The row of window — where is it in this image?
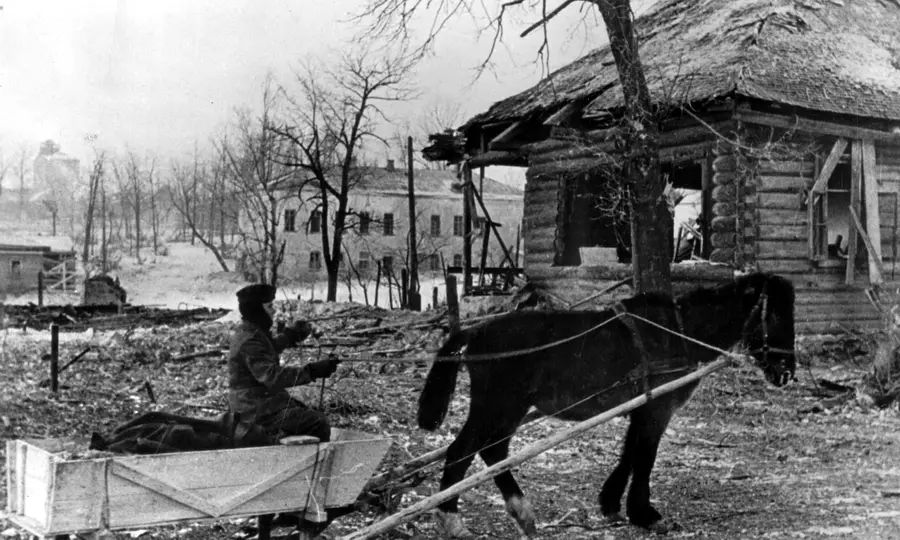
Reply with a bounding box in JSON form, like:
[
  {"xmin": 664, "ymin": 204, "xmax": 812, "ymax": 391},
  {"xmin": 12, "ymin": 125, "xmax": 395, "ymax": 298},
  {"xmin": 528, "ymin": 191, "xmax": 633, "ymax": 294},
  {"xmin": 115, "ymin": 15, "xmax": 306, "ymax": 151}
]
[
  {"xmin": 306, "ymin": 252, "xmax": 464, "ymax": 272},
  {"xmin": 285, "ymin": 209, "xmax": 487, "ymax": 237}
]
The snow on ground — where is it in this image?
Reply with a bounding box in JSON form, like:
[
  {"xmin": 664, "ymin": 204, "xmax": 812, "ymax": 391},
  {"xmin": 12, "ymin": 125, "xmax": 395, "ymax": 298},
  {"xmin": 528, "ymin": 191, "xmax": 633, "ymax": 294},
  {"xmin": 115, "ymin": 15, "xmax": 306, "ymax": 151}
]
[{"xmin": 6, "ymin": 242, "xmax": 468, "ymax": 312}]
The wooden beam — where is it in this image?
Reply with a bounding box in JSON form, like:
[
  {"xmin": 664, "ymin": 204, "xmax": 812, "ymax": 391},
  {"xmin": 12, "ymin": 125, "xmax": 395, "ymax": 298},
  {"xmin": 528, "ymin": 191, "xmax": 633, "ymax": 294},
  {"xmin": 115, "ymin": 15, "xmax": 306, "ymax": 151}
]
[
  {"xmin": 735, "ymin": 110, "xmax": 900, "ymax": 142},
  {"xmin": 862, "ymin": 140, "xmax": 883, "ymax": 285},
  {"xmin": 543, "ymin": 101, "xmax": 584, "ymax": 127},
  {"xmin": 488, "ymin": 120, "xmax": 526, "ymax": 150},
  {"xmin": 846, "ymin": 141, "xmax": 862, "ymax": 285},
  {"xmin": 810, "ymin": 138, "xmax": 848, "ymax": 194},
  {"xmin": 466, "ymin": 150, "xmax": 527, "ymax": 168},
  {"xmin": 849, "ymin": 206, "xmax": 885, "ymax": 284}
]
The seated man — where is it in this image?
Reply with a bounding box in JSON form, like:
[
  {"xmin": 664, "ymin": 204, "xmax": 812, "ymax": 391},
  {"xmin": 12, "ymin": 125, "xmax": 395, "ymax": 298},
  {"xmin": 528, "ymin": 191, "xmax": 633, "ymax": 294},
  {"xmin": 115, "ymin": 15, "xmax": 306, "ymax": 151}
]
[
  {"xmin": 228, "ymin": 284, "xmax": 339, "ymax": 442},
  {"xmin": 828, "ymin": 234, "xmax": 848, "ymax": 259}
]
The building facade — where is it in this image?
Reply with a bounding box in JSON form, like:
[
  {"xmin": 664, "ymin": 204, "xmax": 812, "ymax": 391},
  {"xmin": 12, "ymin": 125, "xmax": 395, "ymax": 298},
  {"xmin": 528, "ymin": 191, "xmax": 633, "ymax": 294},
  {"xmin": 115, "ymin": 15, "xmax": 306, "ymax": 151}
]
[{"xmin": 276, "ymin": 164, "xmax": 523, "ymax": 282}]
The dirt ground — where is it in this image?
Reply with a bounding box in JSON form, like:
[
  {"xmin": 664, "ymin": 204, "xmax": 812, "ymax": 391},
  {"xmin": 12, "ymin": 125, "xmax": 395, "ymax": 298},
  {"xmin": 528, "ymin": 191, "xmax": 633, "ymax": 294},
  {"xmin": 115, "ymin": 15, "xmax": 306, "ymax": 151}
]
[{"xmin": 2, "ymin": 244, "xmax": 900, "ymax": 539}]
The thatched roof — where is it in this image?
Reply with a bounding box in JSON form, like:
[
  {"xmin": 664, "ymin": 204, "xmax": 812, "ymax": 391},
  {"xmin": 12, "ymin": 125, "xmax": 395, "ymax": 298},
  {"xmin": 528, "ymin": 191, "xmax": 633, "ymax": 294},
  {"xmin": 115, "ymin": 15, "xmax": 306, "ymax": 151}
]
[
  {"xmin": 464, "ymin": 0, "xmax": 900, "ymax": 129},
  {"xmin": 277, "ymin": 167, "xmax": 523, "ymax": 199}
]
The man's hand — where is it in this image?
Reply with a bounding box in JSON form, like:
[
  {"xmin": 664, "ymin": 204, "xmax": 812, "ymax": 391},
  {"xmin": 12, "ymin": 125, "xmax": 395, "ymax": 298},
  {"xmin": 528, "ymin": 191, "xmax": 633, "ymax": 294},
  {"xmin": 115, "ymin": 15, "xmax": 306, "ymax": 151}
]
[
  {"xmin": 307, "ymin": 358, "xmax": 341, "ymax": 380},
  {"xmin": 290, "ymin": 320, "xmax": 314, "ymax": 343}
]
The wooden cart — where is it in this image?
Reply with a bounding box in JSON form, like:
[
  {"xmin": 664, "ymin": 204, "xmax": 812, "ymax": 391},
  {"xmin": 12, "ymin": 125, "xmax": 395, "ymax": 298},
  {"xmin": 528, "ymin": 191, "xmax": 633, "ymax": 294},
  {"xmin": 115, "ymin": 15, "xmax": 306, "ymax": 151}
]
[{"xmin": 5, "ymin": 429, "xmax": 391, "ymax": 539}]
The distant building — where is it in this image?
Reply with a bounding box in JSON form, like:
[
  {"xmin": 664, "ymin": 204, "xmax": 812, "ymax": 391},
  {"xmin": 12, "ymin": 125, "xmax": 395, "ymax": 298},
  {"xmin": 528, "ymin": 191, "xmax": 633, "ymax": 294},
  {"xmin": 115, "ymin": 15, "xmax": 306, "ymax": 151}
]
[
  {"xmin": 272, "ymin": 162, "xmax": 524, "ymax": 281},
  {"xmin": 33, "ymin": 140, "xmax": 80, "ymax": 235},
  {"xmin": 0, "ymin": 234, "xmax": 76, "ymax": 294}
]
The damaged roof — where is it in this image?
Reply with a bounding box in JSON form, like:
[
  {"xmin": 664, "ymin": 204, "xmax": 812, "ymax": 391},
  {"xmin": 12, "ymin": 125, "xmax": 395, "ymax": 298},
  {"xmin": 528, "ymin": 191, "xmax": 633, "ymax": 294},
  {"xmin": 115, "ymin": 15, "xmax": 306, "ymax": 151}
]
[{"xmin": 464, "ymin": 0, "xmax": 900, "ymax": 128}]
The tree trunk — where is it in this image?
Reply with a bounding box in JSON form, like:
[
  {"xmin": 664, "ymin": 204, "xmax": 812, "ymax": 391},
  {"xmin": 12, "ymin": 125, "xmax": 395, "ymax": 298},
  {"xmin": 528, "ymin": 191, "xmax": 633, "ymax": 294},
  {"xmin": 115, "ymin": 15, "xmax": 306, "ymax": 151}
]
[{"xmin": 596, "ymin": 0, "xmax": 671, "ymax": 295}]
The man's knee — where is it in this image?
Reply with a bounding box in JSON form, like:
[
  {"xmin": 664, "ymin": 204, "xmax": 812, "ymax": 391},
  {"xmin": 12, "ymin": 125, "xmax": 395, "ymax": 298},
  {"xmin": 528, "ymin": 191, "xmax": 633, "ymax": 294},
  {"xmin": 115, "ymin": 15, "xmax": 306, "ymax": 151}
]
[{"xmin": 309, "ymin": 411, "xmax": 331, "ymax": 442}]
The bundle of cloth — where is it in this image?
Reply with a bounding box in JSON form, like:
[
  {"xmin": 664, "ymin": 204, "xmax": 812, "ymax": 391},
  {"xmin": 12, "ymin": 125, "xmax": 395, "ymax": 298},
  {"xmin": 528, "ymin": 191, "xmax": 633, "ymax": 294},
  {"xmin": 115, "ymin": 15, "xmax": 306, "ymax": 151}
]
[{"xmin": 89, "ymin": 411, "xmax": 274, "ymax": 454}]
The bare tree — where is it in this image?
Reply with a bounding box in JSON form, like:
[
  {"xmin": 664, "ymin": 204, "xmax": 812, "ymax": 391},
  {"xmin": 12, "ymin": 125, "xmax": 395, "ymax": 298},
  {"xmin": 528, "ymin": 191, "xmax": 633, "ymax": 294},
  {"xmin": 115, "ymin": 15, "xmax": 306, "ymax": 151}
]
[
  {"xmin": 219, "ymin": 77, "xmax": 292, "ymax": 286},
  {"xmin": 82, "ymin": 151, "xmax": 106, "ymax": 265},
  {"xmin": 0, "ymin": 147, "xmax": 12, "ymax": 199},
  {"xmin": 13, "ymin": 147, "xmax": 30, "ymax": 222},
  {"xmin": 275, "ymin": 48, "xmax": 417, "ymax": 301},
  {"xmin": 169, "ymin": 154, "xmax": 231, "ymax": 272},
  {"xmin": 360, "ymin": 0, "xmax": 671, "ymax": 294}
]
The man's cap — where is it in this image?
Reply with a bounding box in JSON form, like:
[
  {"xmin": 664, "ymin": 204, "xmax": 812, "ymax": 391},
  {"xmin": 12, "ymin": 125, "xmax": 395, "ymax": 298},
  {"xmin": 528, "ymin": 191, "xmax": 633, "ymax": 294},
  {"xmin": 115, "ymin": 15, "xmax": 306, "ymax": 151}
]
[{"xmin": 236, "ymin": 284, "xmax": 276, "ymax": 304}]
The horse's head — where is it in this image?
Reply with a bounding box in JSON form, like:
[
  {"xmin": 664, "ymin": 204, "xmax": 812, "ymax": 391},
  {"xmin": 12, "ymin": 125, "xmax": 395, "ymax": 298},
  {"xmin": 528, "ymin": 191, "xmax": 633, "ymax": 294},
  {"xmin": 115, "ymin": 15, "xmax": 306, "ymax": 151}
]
[{"xmin": 739, "ymin": 274, "xmax": 797, "ymax": 386}]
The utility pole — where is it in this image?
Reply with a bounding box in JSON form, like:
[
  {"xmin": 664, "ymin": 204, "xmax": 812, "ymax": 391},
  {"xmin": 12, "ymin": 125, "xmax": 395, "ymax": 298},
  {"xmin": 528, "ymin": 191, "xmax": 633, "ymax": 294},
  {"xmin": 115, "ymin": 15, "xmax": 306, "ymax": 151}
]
[{"xmin": 406, "ymin": 136, "xmax": 421, "ymax": 310}]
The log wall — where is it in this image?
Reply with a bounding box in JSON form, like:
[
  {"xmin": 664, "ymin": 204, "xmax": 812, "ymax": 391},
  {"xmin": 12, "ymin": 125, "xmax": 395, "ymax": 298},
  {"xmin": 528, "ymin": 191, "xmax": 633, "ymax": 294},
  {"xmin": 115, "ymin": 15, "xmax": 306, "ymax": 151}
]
[
  {"xmin": 518, "ymin": 116, "xmax": 900, "ymax": 334},
  {"xmin": 752, "ymin": 131, "xmax": 900, "ymax": 334}
]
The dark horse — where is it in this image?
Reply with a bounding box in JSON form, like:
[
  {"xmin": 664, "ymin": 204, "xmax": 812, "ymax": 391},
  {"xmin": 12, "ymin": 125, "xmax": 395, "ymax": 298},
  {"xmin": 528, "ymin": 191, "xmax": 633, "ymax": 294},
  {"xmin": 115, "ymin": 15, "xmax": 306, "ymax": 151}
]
[{"xmin": 419, "ymin": 273, "xmax": 795, "ymax": 537}]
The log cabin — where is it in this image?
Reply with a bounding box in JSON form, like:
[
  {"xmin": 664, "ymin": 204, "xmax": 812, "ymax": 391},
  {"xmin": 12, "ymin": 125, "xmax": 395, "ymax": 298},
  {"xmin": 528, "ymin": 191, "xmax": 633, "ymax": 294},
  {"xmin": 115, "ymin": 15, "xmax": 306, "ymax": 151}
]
[{"xmin": 446, "ymin": 0, "xmax": 900, "ymax": 334}]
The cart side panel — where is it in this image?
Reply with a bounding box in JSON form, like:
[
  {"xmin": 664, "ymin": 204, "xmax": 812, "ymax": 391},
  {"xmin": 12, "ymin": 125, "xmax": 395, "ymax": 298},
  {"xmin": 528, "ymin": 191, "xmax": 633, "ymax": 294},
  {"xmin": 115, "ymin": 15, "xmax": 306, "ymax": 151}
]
[
  {"xmin": 326, "ymin": 435, "xmax": 392, "ymax": 507},
  {"xmin": 19, "ymin": 442, "xmax": 52, "ymax": 528},
  {"xmin": 6, "ymin": 440, "xmax": 18, "ymax": 515},
  {"xmin": 106, "ymin": 445, "xmax": 323, "ymax": 528},
  {"xmin": 46, "ymin": 460, "xmax": 107, "ymax": 534}
]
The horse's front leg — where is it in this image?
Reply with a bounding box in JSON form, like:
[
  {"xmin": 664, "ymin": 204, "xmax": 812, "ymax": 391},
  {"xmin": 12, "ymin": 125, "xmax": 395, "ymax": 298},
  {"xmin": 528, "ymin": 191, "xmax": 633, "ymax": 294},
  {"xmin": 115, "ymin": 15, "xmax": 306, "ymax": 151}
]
[
  {"xmin": 434, "ymin": 418, "xmax": 482, "ymax": 538},
  {"xmin": 599, "ymin": 412, "xmax": 637, "ymax": 519},
  {"xmin": 478, "ymin": 428, "xmax": 536, "ymax": 537},
  {"xmin": 624, "ymin": 401, "xmax": 678, "ymax": 533}
]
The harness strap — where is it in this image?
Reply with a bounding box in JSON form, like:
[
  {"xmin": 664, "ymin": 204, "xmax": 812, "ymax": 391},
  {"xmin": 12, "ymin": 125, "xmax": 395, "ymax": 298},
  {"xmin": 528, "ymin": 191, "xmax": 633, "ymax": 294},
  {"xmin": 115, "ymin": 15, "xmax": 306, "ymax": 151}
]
[{"xmin": 613, "ymin": 302, "xmax": 652, "ymax": 399}]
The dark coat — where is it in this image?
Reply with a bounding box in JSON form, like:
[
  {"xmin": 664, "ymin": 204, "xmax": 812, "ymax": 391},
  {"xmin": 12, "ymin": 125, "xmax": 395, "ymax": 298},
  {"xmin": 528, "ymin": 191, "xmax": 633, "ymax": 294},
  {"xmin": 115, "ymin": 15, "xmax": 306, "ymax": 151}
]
[{"xmin": 227, "ymin": 320, "xmax": 313, "ymax": 423}]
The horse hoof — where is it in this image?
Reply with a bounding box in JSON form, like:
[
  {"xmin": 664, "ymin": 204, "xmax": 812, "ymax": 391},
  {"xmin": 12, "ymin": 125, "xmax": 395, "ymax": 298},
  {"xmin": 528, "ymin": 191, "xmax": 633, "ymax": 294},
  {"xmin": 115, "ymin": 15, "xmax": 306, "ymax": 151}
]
[
  {"xmin": 435, "ymin": 510, "xmax": 473, "ymax": 538},
  {"xmin": 645, "ymin": 518, "xmax": 681, "ymax": 535},
  {"xmin": 603, "ymin": 512, "xmax": 627, "ymax": 525},
  {"xmin": 505, "ymin": 495, "xmax": 537, "ymax": 536},
  {"xmin": 627, "ymin": 505, "xmax": 663, "ymax": 530}
]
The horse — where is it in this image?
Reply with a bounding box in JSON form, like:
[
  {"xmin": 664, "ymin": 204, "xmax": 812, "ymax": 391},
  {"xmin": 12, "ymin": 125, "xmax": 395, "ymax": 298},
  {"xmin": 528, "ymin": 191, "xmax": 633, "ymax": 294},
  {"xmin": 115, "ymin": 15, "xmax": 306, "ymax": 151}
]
[{"xmin": 418, "ymin": 272, "xmax": 796, "ymax": 537}]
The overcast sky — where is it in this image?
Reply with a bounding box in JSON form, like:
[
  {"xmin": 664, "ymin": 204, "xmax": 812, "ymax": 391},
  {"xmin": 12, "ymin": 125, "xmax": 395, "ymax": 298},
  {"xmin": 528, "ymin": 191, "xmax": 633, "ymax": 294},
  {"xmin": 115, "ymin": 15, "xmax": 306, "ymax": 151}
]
[{"xmin": 0, "ymin": 0, "xmax": 653, "ymax": 183}]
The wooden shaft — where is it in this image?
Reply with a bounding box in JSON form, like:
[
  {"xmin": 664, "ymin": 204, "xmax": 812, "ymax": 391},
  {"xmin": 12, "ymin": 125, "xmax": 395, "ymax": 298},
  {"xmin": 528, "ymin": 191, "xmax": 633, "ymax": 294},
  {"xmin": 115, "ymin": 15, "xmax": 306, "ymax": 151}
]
[
  {"xmin": 361, "ymin": 445, "xmax": 450, "ymax": 493},
  {"xmin": 339, "ymin": 357, "xmax": 732, "ymax": 540}
]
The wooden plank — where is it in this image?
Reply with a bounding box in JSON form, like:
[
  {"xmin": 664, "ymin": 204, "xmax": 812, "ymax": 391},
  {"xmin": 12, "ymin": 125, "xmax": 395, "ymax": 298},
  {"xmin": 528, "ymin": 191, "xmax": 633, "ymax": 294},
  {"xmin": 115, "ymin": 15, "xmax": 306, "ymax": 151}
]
[
  {"xmin": 849, "ymin": 207, "xmax": 884, "ymax": 285},
  {"xmin": 847, "ymin": 141, "xmax": 862, "ymax": 284},
  {"xmin": 757, "ymin": 224, "xmax": 807, "ymax": 240},
  {"xmin": 757, "ymin": 160, "xmax": 815, "ymax": 176},
  {"xmin": 863, "ymin": 140, "xmax": 884, "ymax": 285},
  {"xmin": 758, "ymin": 175, "xmax": 812, "ymax": 193},
  {"xmin": 7, "ymin": 441, "xmax": 18, "ymax": 515},
  {"xmin": 797, "ymin": 319, "xmax": 882, "ymax": 334},
  {"xmin": 759, "ymin": 208, "xmax": 808, "ymax": 226},
  {"xmin": 219, "ymin": 452, "xmax": 320, "ymax": 516},
  {"xmin": 757, "ymin": 259, "xmax": 814, "ymax": 274},
  {"xmin": 46, "ymin": 460, "xmax": 107, "ymax": 534},
  {"xmin": 735, "ymin": 110, "xmax": 900, "ymax": 142},
  {"xmin": 757, "ymin": 193, "xmax": 804, "ymax": 210},
  {"xmin": 810, "ymin": 138, "xmax": 849, "ymax": 194},
  {"xmin": 876, "ymin": 165, "xmax": 900, "ymax": 183},
  {"xmin": 757, "ymin": 240, "xmax": 808, "ymax": 259},
  {"xmin": 488, "ymin": 120, "xmax": 526, "ymax": 150},
  {"xmin": 111, "ymin": 462, "xmax": 223, "ymax": 517}
]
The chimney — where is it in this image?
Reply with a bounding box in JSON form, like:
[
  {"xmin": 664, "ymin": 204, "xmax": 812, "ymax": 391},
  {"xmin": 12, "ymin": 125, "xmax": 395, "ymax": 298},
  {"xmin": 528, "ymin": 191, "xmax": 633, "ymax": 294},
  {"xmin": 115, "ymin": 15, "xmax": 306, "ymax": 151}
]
[{"xmin": 386, "ymin": 159, "xmax": 395, "ymax": 171}]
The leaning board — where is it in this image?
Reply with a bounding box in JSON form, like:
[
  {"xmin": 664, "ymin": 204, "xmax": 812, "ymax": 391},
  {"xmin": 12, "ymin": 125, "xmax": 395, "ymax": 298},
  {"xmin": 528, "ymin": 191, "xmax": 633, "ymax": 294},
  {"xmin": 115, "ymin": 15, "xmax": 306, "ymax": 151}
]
[{"xmin": 6, "ymin": 429, "xmax": 391, "ymax": 538}]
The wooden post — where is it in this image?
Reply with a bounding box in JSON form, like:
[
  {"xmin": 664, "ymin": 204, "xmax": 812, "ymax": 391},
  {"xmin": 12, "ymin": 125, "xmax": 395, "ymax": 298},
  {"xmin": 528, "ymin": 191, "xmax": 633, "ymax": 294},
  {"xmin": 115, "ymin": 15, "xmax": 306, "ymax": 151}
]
[
  {"xmin": 50, "ymin": 324, "xmax": 59, "ymax": 394},
  {"xmin": 387, "ymin": 270, "xmax": 394, "ymax": 310},
  {"xmin": 861, "ymin": 140, "xmax": 882, "ymax": 285},
  {"xmin": 478, "ymin": 221, "xmax": 490, "ymax": 288},
  {"xmin": 849, "ymin": 207, "xmax": 885, "ymax": 283},
  {"xmin": 433, "ymin": 287, "xmax": 439, "ymax": 310},
  {"xmin": 462, "ymin": 165, "xmax": 473, "ymax": 295},
  {"xmin": 847, "ymin": 140, "xmax": 863, "ymax": 285},
  {"xmin": 469, "ymin": 181, "xmax": 517, "ymax": 270},
  {"xmin": 339, "ymin": 357, "xmax": 735, "ymax": 540},
  {"xmin": 374, "ymin": 261, "xmax": 382, "ymax": 307},
  {"xmin": 38, "ymin": 271, "xmax": 44, "ymax": 307},
  {"xmin": 401, "ymin": 269, "xmax": 409, "ymax": 309},
  {"xmin": 407, "ymin": 136, "xmax": 421, "ymax": 311},
  {"xmin": 446, "ymin": 275, "xmax": 460, "ymax": 334}
]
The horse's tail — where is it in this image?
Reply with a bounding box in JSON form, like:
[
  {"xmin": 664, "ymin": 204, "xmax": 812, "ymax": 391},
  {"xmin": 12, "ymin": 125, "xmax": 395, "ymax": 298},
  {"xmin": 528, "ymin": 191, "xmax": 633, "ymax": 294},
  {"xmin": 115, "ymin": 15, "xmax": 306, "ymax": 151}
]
[{"xmin": 418, "ymin": 330, "xmax": 470, "ymax": 431}]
